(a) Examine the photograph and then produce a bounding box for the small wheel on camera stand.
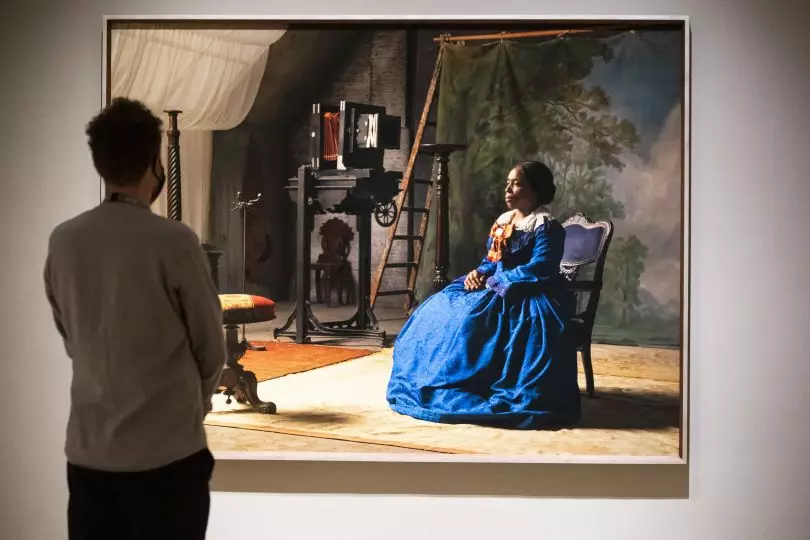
[374,200,397,228]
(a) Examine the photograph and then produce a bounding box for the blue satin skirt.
[386,279,581,429]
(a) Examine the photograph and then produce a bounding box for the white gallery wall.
[1,0,809,539]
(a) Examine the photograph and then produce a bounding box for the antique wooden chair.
[312,217,355,307]
[559,212,614,397]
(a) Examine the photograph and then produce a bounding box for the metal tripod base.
[273,300,386,347]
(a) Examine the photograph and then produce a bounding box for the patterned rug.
[234,341,375,382]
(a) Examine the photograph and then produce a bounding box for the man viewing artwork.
[43,97,226,540]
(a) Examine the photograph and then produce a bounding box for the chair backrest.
[560,213,613,280]
[317,217,354,263]
[559,212,614,326]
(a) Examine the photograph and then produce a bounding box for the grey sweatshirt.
[43,197,225,472]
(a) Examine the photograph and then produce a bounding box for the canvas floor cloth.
[205,346,680,457]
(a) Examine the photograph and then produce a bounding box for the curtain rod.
[431,27,624,43]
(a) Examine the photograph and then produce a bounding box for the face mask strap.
[150,154,166,204]
[151,154,163,180]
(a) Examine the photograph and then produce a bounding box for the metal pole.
[230,191,265,351]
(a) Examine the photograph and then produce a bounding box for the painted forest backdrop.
[415,30,684,348]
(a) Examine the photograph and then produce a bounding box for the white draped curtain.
[109,25,286,241]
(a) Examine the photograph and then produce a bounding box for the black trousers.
[67,448,215,540]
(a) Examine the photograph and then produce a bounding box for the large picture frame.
[101,14,691,466]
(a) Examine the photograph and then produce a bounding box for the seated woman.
[386,161,580,429]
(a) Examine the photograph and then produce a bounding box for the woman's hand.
[464,269,485,291]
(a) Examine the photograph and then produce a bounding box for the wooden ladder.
[369,40,446,312]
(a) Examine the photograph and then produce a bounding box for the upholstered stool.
[217,294,277,414]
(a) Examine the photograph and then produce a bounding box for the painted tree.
[428,37,640,279]
[602,235,649,327]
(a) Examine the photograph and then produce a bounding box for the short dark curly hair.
[85,98,163,186]
[516,161,556,205]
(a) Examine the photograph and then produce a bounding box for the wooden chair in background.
[311,217,355,307]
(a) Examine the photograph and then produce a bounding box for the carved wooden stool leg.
[219,324,276,414]
[235,370,275,413]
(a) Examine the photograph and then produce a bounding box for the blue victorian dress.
[386,207,581,429]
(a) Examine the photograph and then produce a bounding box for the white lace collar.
[495,206,553,232]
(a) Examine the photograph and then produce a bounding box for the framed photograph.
[102,14,690,465]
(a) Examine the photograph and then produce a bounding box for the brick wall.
[288,29,416,309]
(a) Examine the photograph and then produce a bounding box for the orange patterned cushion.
[219,294,276,325]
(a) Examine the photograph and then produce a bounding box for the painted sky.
[586,30,684,160]
[585,30,685,312]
